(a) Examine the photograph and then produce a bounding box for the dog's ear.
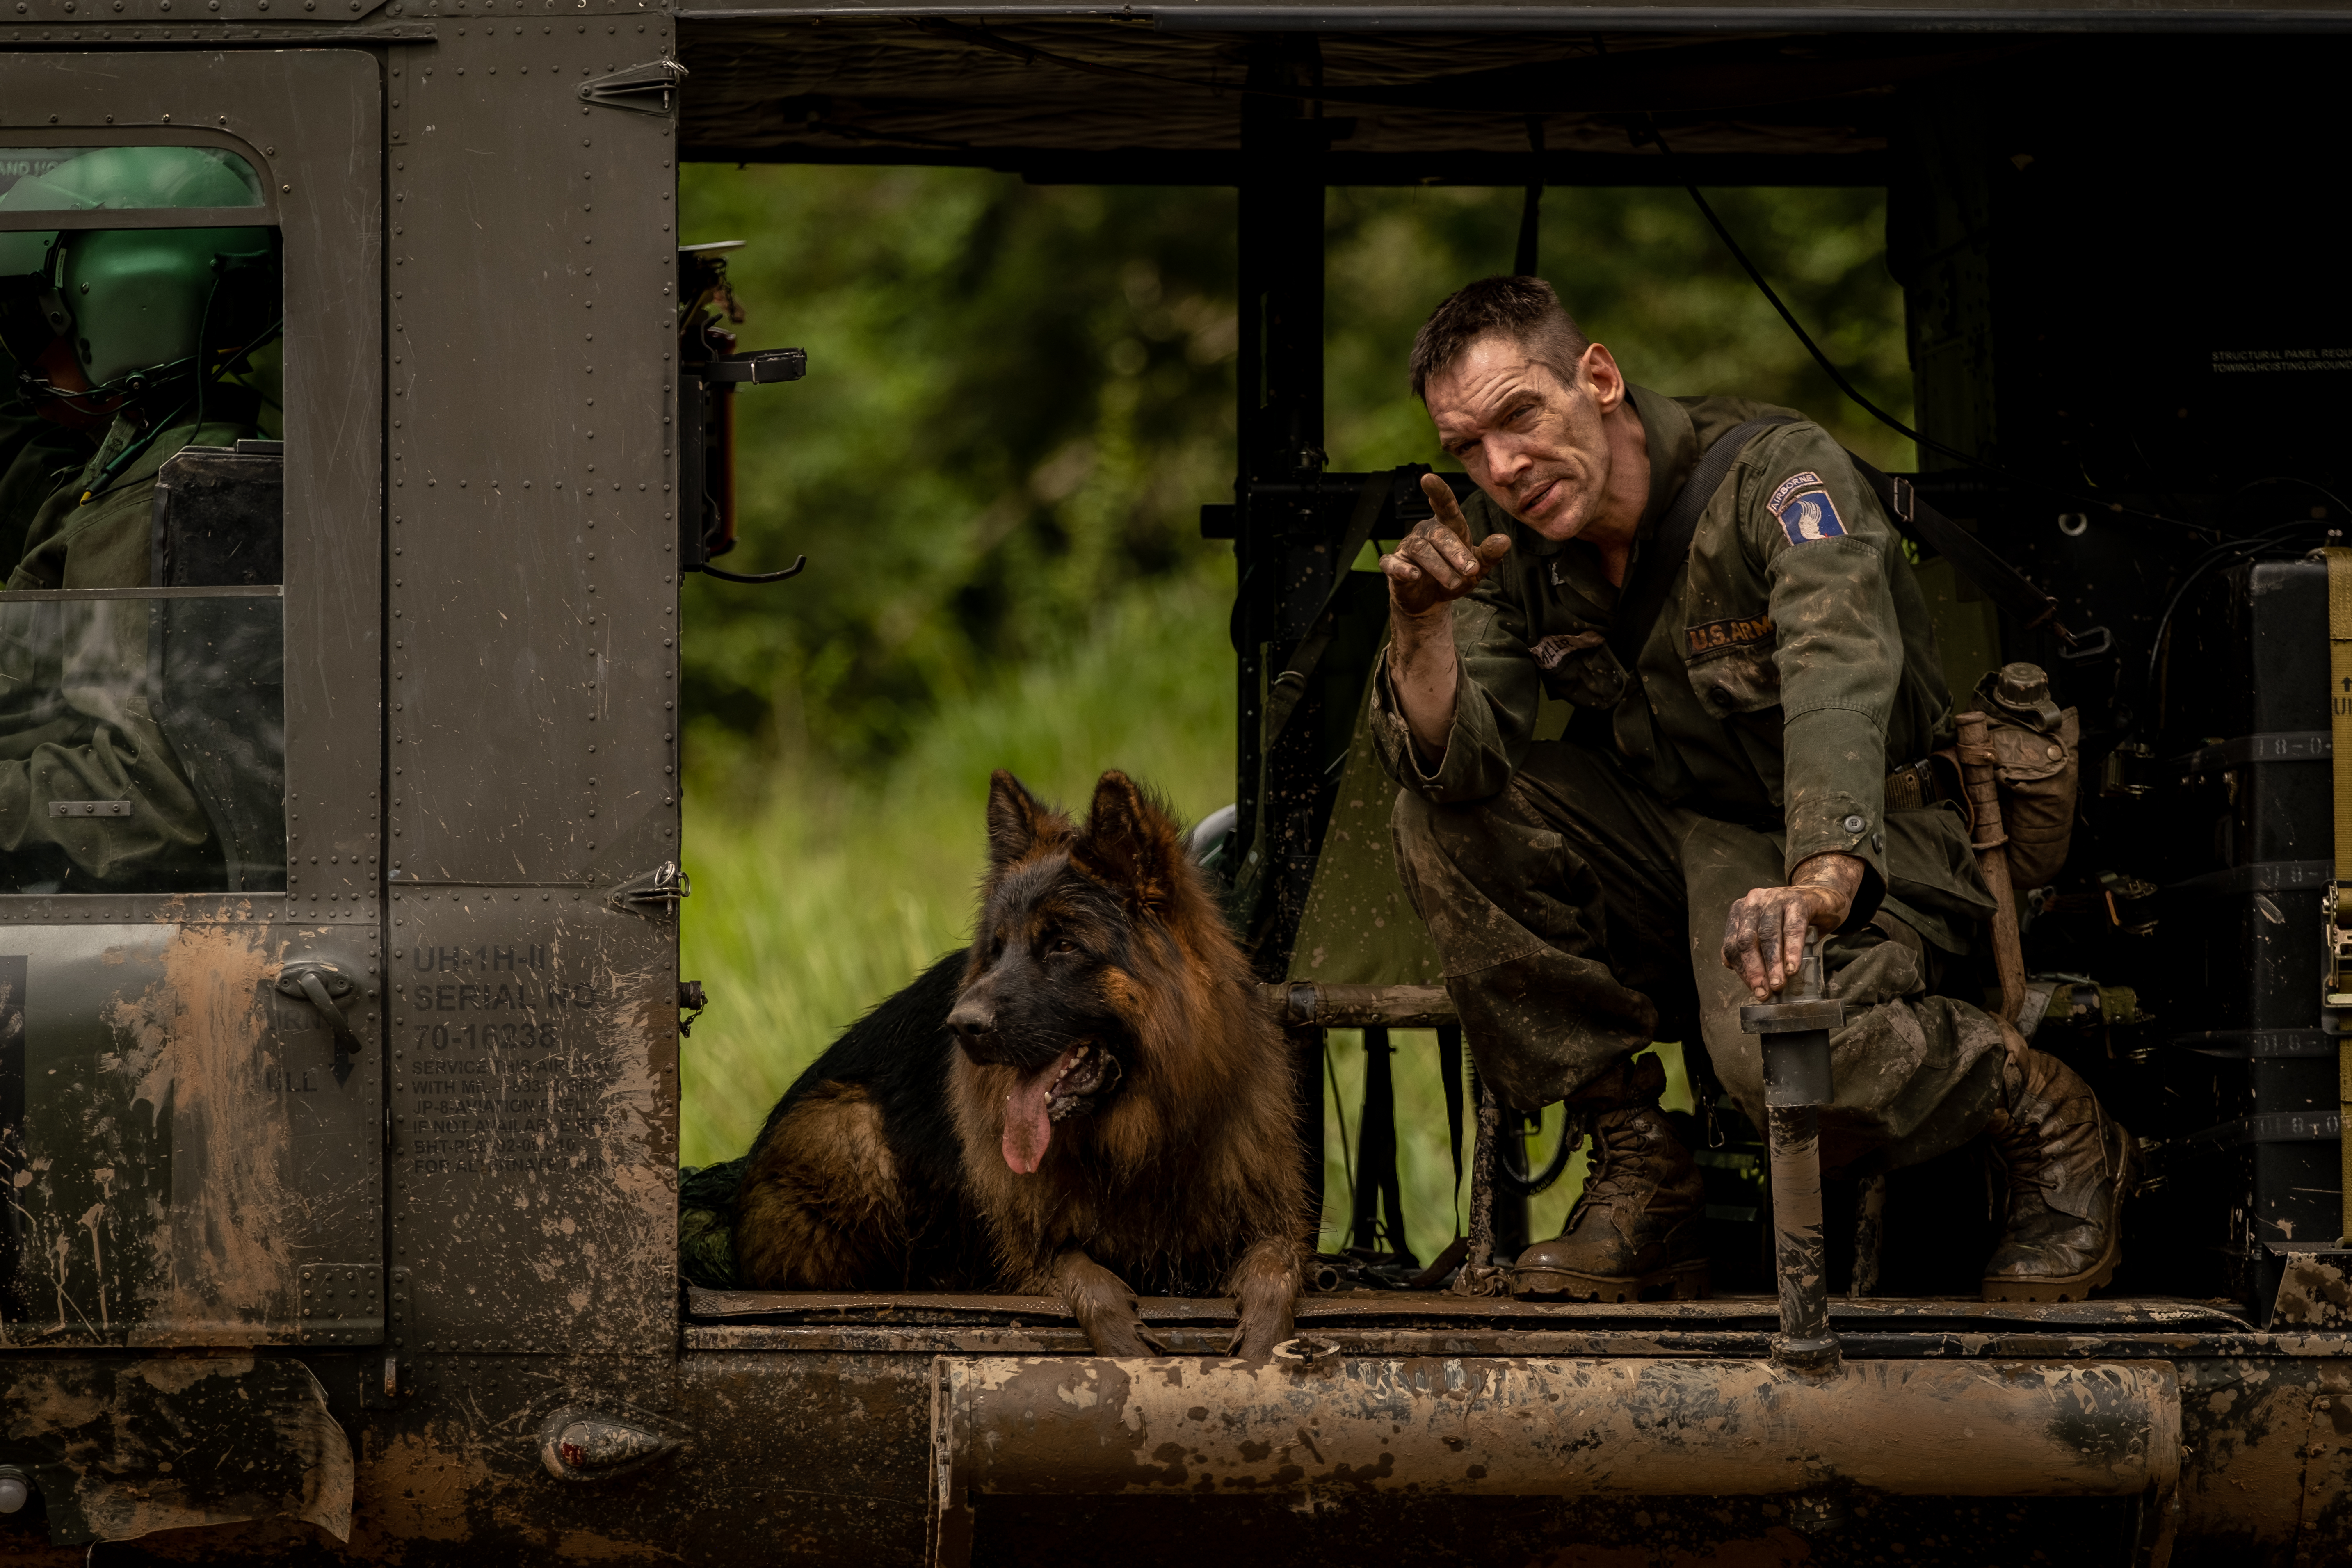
[1074,770,1185,911]
[985,770,1060,872]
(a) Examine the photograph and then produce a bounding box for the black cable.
[192,266,224,470]
[78,310,282,507]
[2126,429,2193,525]
[2142,486,2352,705]
[182,263,228,486]
[1513,115,1544,280]
[75,395,191,506]
[1665,154,1978,471]
[1493,1109,1576,1196]
[1642,120,2252,546]
[1324,1040,1355,1221]
[2232,474,2352,523]
[697,556,807,584]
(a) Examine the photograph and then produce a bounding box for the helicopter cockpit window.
[0,145,267,206]
[0,144,285,894]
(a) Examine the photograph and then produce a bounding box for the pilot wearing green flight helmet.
[0,145,282,890]
[0,144,280,584]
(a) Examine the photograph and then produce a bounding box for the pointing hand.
[1381,472,1513,620]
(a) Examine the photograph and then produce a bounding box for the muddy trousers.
[1390,741,2005,1174]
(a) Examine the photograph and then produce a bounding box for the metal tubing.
[1473,1068,1530,1262]
[1765,1100,1837,1371]
[1742,931,1843,1373]
[1288,1026,1324,1224]
[1851,1170,1887,1299]
[930,1355,2180,1508]
[1231,33,1329,970]
[1761,1027,1836,1106]
[1351,1027,1407,1258]
[1263,981,1457,1029]
[1452,1077,1508,1296]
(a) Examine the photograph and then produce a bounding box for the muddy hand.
[1720,853,1865,1000]
[1381,472,1512,618]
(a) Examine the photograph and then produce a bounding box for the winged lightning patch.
[1765,470,1846,544]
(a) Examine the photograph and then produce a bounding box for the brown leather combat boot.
[1511,1054,1708,1302]
[1981,1033,2137,1303]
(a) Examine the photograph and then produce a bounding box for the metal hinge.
[608,861,690,916]
[578,58,686,116]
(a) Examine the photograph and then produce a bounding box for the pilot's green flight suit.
[0,409,260,890]
[1373,386,2006,1176]
[0,350,95,571]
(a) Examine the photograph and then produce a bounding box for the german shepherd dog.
[733,769,1308,1360]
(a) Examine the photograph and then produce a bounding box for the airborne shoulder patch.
[1766,470,1846,544]
[1765,472,1823,514]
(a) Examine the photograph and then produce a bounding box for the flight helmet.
[0,146,278,426]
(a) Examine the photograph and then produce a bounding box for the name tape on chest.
[1529,629,1606,669]
[1765,470,1847,545]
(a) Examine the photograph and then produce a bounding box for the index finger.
[1419,472,1475,547]
[1775,893,1810,992]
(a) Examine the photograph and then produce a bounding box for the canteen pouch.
[1971,662,2080,890]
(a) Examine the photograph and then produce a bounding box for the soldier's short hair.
[1409,276,1593,403]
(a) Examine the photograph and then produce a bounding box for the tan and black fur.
[733,769,1307,1359]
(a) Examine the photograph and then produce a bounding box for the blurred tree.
[1324,183,1914,473]
[680,169,1240,784]
[678,168,1911,789]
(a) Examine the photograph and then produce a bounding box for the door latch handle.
[277,960,360,1051]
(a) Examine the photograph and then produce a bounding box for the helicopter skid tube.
[927,1354,2177,1564]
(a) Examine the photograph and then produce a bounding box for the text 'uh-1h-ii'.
[2,0,2352,1562]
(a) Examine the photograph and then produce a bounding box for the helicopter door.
[0,52,384,1347]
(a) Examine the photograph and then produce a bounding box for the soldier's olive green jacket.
[1372,386,1989,947]
[0,411,257,890]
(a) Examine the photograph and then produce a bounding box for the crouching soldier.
[1372,276,2131,1304]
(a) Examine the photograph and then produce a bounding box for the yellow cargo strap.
[2326,547,2352,1242]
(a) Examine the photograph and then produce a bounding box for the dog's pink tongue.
[1002,1048,1082,1175]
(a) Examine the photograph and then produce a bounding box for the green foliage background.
[676,165,1913,1251]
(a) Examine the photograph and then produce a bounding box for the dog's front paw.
[1052,1250,1162,1357]
[1226,1306,1296,1365]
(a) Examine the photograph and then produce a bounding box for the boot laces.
[2003,1139,2062,1215]
[1998,1096,2107,1219]
[1576,1110,1658,1210]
